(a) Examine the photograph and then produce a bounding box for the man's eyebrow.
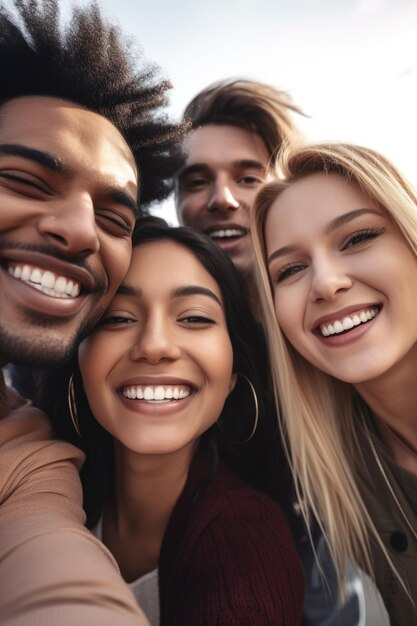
[0,143,138,216]
[106,187,139,217]
[0,143,72,176]
[178,163,211,179]
[232,159,267,173]
[172,285,222,306]
[267,208,381,265]
[178,160,267,179]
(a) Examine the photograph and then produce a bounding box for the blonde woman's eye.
[276,263,306,283]
[342,228,385,249]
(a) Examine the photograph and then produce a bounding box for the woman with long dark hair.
[37,217,303,626]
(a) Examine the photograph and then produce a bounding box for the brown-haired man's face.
[0,96,138,367]
[176,124,271,278]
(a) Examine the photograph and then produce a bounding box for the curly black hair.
[0,0,183,206]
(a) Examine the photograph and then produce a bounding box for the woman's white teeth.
[320,307,379,336]
[122,385,191,401]
[7,264,80,298]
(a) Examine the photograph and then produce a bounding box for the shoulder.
[161,462,304,625]
[0,401,83,470]
[199,462,300,563]
[0,402,85,521]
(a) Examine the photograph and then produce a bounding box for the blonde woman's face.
[265,172,417,385]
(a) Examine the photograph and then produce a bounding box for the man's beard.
[0,301,104,368]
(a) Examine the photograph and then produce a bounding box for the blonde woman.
[251,142,417,626]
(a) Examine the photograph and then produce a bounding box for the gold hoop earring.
[68,373,81,438]
[217,373,259,444]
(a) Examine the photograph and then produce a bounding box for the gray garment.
[299,528,360,626]
[300,527,389,625]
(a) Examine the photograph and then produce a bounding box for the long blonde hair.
[251,142,417,590]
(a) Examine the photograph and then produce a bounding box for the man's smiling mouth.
[6,263,81,298]
[207,228,247,241]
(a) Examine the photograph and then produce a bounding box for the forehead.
[0,96,137,182]
[268,172,369,227]
[127,239,222,297]
[183,124,269,169]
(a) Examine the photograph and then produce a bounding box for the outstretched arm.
[0,402,149,625]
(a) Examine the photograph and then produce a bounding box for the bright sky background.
[71,0,417,221]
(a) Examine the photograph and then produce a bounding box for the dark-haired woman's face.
[265,172,417,385]
[78,240,236,457]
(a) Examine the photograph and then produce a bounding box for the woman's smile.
[79,239,235,456]
[265,172,417,385]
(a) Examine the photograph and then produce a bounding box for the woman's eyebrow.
[114,283,222,306]
[115,283,141,297]
[172,285,222,306]
[267,208,381,265]
[324,208,381,234]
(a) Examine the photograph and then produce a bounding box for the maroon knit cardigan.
[158,441,304,625]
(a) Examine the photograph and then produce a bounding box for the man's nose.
[37,193,100,257]
[207,181,240,213]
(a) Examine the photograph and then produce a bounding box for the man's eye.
[96,211,135,236]
[342,228,385,249]
[182,177,209,191]
[237,175,263,186]
[0,171,52,195]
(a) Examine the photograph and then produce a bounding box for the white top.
[92,517,160,626]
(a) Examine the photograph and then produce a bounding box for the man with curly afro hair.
[0,1,182,624]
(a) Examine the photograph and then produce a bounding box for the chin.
[0,330,76,368]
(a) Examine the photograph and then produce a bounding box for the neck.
[356,354,417,475]
[103,441,195,581]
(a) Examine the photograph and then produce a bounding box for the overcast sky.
[64,0,417,220]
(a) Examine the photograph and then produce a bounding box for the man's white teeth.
[320,307,379,337]
[7,264,80,298]
[209,229,245,239]
[122,385,191,401]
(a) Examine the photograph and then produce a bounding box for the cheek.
[78,336,115,399]
[274,292,295,336]
[101,239,132,289]
[274,291,306,352]
[78,339,99,395]
[215,339,235,395]
[179,199,196,223]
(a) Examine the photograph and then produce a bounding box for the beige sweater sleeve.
[0,404,149,626]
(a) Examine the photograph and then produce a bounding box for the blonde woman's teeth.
[320,307,379,337]
[122,385,191,401]
[7,263,80,298]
